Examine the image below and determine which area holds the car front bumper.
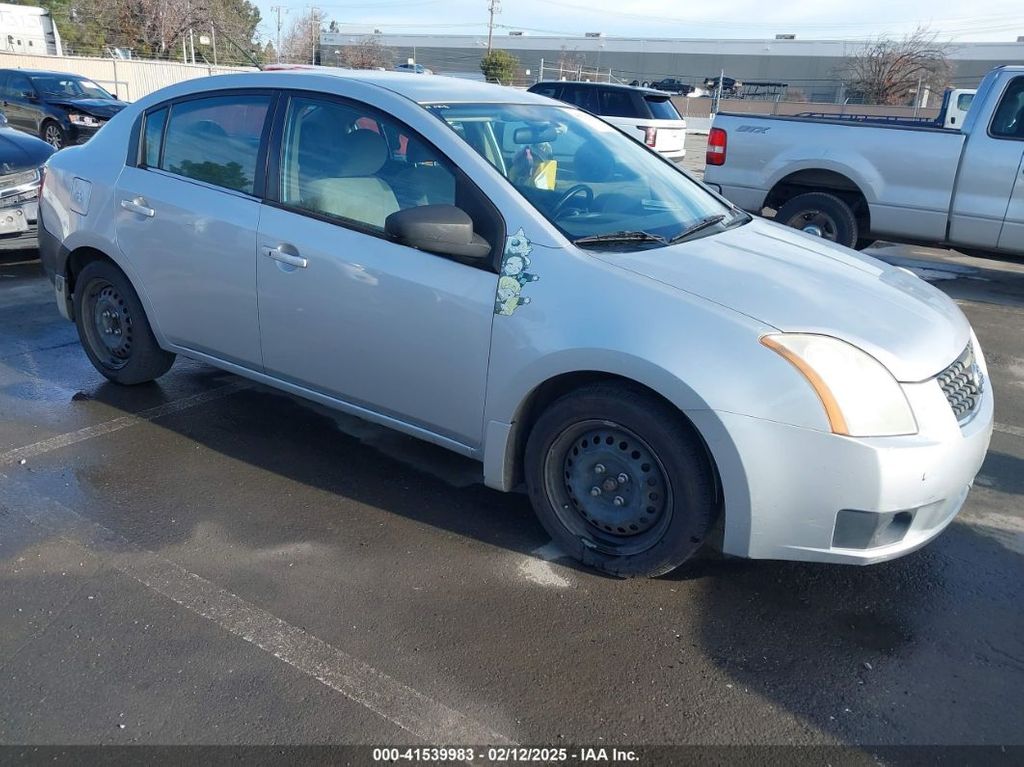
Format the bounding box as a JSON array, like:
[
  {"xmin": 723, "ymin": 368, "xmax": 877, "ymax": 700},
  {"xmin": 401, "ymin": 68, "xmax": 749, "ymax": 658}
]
[
  {"xmin": 70, "ymin": 122, "xmax": 104, "ymax": 145},
  {"xmin": 695, "ymin": 354, "xmax": 994, "ymax": 564}
]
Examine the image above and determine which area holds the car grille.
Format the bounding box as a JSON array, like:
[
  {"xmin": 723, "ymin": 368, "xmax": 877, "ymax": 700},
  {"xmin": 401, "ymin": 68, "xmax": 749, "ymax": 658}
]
[{"xmin": 937, "ymin": 343, "xmax": 983, "ymax": 423}]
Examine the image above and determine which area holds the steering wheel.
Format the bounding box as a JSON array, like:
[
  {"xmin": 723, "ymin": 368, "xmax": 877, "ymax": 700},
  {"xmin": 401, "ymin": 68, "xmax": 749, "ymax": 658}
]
[{"xmin": 552, "ymin": 184, "xmax": 594, "ymax": 218}]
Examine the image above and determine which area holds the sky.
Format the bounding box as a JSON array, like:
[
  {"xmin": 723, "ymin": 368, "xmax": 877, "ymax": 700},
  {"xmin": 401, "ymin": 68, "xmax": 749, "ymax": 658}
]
[{"xmin": 252, "ymin": 0, "xmax": 1024, "ymax": 45}]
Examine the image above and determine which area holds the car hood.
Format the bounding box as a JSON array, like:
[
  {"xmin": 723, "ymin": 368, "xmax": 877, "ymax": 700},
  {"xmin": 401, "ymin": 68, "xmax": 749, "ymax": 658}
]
[
  {"xmin": 0, "ymin": 128, "xmax": 51, "ymax": 171},
  {"xmin": 596, "ymin": 218, "xmax": 970, "ymax": 382},
  {"xmin": 47, "ymin": 98, "xmax": 127, "ymax": 118}
]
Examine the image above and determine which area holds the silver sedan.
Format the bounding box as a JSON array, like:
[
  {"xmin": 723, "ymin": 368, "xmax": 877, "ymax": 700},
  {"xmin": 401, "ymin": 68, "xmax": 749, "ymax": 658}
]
[{"xmin": 37, "ymin": 70, "xmax": 993, "ymax": 577}]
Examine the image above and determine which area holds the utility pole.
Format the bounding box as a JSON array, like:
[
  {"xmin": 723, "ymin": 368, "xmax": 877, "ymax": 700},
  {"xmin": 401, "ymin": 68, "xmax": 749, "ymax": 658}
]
[
  {"xmin": 486, "ymin": 0, "xmax": 500, "ymax": 53},
  {"xmin": 270, "ymin": 5, "xmax": 285, "ymax": 63},
  {"xmin": 308, "ymin": 5, "xmax": 320, "ymax": 65}
]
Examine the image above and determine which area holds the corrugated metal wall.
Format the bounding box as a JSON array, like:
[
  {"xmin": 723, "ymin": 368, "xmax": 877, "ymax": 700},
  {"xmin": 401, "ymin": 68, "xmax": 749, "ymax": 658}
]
[{"xmin": 0, "ymin": 51, "xmax": 254, "ymax": 101}]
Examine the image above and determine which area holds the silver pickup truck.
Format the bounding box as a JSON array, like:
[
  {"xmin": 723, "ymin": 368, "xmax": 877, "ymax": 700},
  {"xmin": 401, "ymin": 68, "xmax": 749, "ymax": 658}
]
[{"xmin": 704, "ymin": 65, "xmax": 1024, "ymax": 255}]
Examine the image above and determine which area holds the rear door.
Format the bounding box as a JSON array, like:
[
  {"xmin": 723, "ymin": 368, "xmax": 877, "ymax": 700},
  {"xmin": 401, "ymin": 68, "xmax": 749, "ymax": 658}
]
[
  {"xmin": 950, "ymin": 75, "xmax": 1024, "ymax": 250},
  {"xmin": 114, "ymin": 90, "xmax": 275, "ymax": 368}
]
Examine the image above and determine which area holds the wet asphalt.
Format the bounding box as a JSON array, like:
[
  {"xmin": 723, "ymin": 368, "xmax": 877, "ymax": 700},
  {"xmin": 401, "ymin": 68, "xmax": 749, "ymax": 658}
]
[{"xmin": 0, "ymin": 226, "xmax": 1022, "ymax": 750}]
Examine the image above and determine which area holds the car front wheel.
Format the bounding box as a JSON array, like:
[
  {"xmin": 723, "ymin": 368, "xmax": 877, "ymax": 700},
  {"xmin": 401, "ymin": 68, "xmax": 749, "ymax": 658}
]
[
  {"xmin": 525, "ymin": 382, "xmax": 717, "ymax": 578},
  {"xmin": 73, "ymin": 260, "xmax": 175, "ymax": 385},
  {"xmin": 41, "ymin": 120, "xmax": 67, "ymax": 150}
]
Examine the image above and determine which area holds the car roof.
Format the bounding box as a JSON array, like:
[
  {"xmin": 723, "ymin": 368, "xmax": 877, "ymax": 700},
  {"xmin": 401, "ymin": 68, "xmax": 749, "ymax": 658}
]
[
  {"xmin": 255, "ymin": 67, "xmax": 553, "ymax": 104},
  {"xmin": 530, "ymin": 80, "xmax": 672, "ymax": 97},
  {"xmin": 0, "ymin": 68, "xmax": 89, "ymax": 77}
]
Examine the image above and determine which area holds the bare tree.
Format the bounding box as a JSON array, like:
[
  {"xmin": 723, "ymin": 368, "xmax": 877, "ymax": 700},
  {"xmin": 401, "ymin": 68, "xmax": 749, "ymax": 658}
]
[
  {"xmin": 843, "ymin": 27, "xmax": 953, "ymax": 106},
  {"xmin": 340, "ymin": 36, "xmax": 393, "ymax": 70},
  {"xmin": 279, "ymin": 7, "xmax": 326, "ymax": 64}
]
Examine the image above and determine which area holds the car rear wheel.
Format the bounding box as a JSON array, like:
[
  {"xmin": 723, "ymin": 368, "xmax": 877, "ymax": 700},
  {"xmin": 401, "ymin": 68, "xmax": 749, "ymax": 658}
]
[
  {"xmin": 73, "ymin": 260, "xmax": 175, "ymax": 385},
  {"xmin": 776, "ymin": 191, "xmax": 859, "ymax": 249},
  {"xmin": 524, "ymin": 382, "xmax": 716, "ymax": 578},
  {"xmin": 41, "ymin": 120, "xmax": 67, "ymax": 150}
]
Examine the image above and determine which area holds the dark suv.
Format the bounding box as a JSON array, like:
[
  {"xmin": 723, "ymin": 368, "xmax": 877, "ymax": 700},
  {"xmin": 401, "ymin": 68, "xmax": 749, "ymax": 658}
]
[
  {"xmin": 528, "ymin": 81, "xmax": 687, "ymax": 160},
  {"xmin": 0, "ymin": 69, "xmax": 128, "ymax": 150},
  {"xmin": 645, "ymin": 78, "xmax": 694, "ymax": 96}
]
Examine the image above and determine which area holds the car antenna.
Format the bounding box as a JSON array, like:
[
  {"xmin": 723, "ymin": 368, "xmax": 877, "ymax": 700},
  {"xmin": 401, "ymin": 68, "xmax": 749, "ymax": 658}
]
[{"xmin": 205, "ymin": 21, "xmax": 266, "ymax": 71}]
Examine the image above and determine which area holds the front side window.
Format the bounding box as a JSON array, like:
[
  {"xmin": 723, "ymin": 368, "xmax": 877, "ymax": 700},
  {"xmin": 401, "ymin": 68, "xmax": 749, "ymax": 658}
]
[
  {"xmin": 160, "ymin": 94, "xmax": 271, "ymax": 195},
  {"xmin": 430, "ymin": 102, "xmax": 736, "ymax": 248},
  {"xmin": 7, "ymin": 74, "xmax": 31, "ymax": 97},
  {"xmin": 991, "ymin": 77, "xmax": 1024, "ymax": 139},
  {"xmin": 279, "ymin": 96, "xmax": 458, "ymax": 231}
]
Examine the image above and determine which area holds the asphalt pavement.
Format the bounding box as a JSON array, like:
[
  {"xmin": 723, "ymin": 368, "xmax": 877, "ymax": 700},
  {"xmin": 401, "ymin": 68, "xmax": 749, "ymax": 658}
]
[{"xmin": 1, "ymin": 221, "xmax": 1022, "ymax": 752}]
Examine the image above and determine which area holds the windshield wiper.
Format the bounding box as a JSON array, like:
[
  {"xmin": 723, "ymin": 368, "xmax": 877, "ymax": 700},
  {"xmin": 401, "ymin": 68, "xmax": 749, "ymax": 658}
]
[
  {"xmin": 573, "ymin": 230, "xmax": 667, "ymax": 246},
  {"xmin": 667, "ymin": 214, "xmax": 727, "ymax": 244}
]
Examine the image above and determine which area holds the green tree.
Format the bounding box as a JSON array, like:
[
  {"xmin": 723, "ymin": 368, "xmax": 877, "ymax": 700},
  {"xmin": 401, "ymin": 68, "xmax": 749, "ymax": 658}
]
[{"xmin": 480, "ymin": 50, "xmax": 518, "ymax": 85}]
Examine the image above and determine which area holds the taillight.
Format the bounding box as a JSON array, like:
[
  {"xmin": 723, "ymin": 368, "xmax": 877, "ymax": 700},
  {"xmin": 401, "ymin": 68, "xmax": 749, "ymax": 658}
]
[
  {"xmin": 639, "ymin": 126, "xmax": 657, "ymax": 147},
  {"xmin": 706, "ymin": 127, "xmax": 727, "ymax": 166}
]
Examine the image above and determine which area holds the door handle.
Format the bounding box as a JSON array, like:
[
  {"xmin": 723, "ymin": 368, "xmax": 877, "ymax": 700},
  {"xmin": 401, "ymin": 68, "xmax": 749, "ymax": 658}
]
[
  {"xmin": 263, "ymin": 245, "xmax": 307, "ymax": 269},
  {"xmin": 120, "ymin": 197, "xmax": 155, "ymax": 217}
]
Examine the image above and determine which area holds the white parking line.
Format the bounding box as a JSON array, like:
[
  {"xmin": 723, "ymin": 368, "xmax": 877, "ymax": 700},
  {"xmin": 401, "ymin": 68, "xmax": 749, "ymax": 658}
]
[
  {"xmin": 2, "ymin": 479, "xmax": 515, "ymax": 745},
  {"xmin": 0, "ymin": 381, "xmax": 252, "ymax": 466},
  {"xmin": 994, "ymin": 422, "xmax": 1024, "ymax": 439}
]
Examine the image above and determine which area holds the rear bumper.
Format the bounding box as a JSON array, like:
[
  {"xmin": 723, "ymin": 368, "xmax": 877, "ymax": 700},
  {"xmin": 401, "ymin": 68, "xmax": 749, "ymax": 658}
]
[
  {"xmin": 697, "ymin": 355, "xmax": 994, "ymax": 565},
  {"xmin": 660, "ymin": 147, "xmax": 686, "ymax": 160}
]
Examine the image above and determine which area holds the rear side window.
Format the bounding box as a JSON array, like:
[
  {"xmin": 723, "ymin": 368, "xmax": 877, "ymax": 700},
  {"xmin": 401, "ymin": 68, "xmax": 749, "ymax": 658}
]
[
  {"xmin": 561, "ymin": 85, "xmax": 598, "ymax": 113},
  {"xmin": 990, "ymin": 77, "xmax": 1024, "ymax": 139},
  {"xmin": 142, "ymin": 108, "xmax": 167, "ymax": 168},
  {"xmin": 956, "ymin": 92, "xmax": 974, "ymax": 112},
  {"xmin": 160, "ymin": 94, "xmax": 271, "ymax": 195},
  {"xmin": 645, "ymin": 96, "xmax": 681, "ymax": 120},
  {"xmin": 599, "ymin": 90, "xmax": 638, "ymax": 118}
]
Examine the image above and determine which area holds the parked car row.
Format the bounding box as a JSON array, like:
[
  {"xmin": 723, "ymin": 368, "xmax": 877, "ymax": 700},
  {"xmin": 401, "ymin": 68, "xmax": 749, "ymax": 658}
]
[{"xmin": 37, "ymin": 69, "xmax": 992, "ymax": 577}]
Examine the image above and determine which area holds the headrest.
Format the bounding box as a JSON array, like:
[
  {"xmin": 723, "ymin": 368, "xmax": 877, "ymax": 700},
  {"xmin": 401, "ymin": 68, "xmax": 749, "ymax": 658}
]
[
  {"xmin": 336, "ymin": 129, "xmax": 389, "ymax": 177},
  {"xmin": 406, "ymin": 138, "xmax": 437, "ymax": 166}
]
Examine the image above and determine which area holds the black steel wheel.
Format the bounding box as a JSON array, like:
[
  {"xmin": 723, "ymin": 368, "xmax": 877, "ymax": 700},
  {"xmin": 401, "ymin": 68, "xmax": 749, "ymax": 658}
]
[
  {"xmin": 775, "ymin": 191, "xmax": 859, "ymax": 249},
  {"xmin": 73, "ymin": 260, "xmax": 175, "ymax": 385},
  {"xmin": 525, "ymin": 382, "xmax": 717, "ymax": 577}
]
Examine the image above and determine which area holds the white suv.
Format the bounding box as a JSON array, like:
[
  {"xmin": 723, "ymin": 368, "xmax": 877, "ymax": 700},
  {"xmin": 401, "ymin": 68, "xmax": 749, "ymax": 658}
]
[{"xmin": 529, "ymin": 81, "xmax": 687, "ymax": 160}]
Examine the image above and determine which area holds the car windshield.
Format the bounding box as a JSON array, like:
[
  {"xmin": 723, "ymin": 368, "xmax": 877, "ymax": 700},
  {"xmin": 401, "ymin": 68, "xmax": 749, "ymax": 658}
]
[
  {"xmin": 428, "ymin": 102, "xmax": 737, "ymax": 248},
  {"xmin": 31, "ymin": 75, "xmax": 113, "ymax": 100}
]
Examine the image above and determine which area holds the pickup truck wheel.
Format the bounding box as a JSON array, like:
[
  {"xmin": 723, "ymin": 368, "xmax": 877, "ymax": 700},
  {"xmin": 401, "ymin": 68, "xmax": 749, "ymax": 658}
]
[
  {"xmin": 73, "ymin": 260, "xmax": 175, "ymax": 385},
  {"xmin": 524, "ymin": 382, "xmax": 716, "ymax": 578},
  {"xmin": 776, "ymin": 192, "xmax": 859, "ymax": 249}
]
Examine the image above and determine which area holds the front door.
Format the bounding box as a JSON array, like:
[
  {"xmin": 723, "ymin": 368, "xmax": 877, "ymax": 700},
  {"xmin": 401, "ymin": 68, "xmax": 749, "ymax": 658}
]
[
  {"xmin": 114, "ymin": 92, "xmax": 274, "ymax": 368},
  {"xmin": 994, "ymin": 77, "xmax": 1024, "ymax": 252},
  {"xmin": 256, "ymin": 94, "xmax": 501, "ymax": 447},
  {"xmin": 950, "ymin": 75, "xmax": 1024, "ymax": 250},
  {"xmin": 1, "ymin": 72, "xmax": 38, "ymax": 133}
]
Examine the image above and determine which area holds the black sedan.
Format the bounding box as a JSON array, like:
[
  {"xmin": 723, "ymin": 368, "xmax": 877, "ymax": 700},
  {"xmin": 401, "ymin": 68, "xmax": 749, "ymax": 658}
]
[
  {"xmin": 0, "ymin": 69, "xmax": 127, "ymax": 150},
  {"xmin": 0, "ymin": 111, "xmax": 54, "ymax": 248}
]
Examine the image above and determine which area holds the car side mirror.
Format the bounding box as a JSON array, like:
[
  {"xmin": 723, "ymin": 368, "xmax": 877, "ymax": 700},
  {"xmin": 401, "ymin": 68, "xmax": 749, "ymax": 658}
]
[{"xmin": 385, "ymin": 205, "xmax": 491, "ymax": 260}]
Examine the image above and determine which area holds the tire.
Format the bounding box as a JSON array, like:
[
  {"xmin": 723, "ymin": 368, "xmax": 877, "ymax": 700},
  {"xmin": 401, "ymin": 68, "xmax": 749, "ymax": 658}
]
[
  {"xmin": 775, "ymin": 191, "xmax": 859, "ymax": 249},
  {"xmin": 524, "ymin": 382, "xmax": 716, "ymax": 578},
  {"xmin": 73, "ymin": 260, "xmax": 175, "ymax": 385},
  {"xmin": 41, "ymin": 120, "xmax": 67, "ymax": 150},
  {"xmin": 641, "ymin": 81, "xmax": 650, "ymax": 88}
]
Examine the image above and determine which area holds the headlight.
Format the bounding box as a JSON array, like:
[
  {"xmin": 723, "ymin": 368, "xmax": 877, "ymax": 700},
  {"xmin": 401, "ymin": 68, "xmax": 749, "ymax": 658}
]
[
  {"xmin": 761, "ymin": 333, "xmax": 917, "ymax": 437},
  {"xmin": 68, "ymin": 113, "xmax": 101, "ymax": 127}
]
